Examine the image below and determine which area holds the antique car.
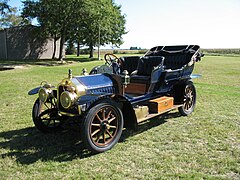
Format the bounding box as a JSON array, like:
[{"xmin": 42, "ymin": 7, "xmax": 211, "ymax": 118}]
[{"xmin": 28, "ymin": 45, "xmax": 203, "ymax": 153}]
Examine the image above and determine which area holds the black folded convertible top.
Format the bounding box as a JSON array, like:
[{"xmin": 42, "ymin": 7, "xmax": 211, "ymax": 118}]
[{"xmin": 145, "ymin": 45, "xmax": 200, "ymax": 56}]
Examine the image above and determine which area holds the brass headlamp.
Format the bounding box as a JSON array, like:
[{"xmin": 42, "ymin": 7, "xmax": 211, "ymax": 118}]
[{"xmin": 38, "ymin": 82, "xmax": 53, "ymax": 103}]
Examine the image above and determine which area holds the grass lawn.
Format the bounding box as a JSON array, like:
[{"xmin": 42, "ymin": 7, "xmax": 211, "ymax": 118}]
[{"xmin": 0, "ymin": 55, "xmax": 239, "ymax": 179}]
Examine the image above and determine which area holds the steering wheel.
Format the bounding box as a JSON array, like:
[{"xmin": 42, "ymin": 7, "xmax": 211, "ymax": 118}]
[
  {"xmin": 104, "ymin": 53, "xmax": 123, "ymax": 66},
  {"xmin": 104, "ymin": 53, "xmax": 123, "ymax": 74}
]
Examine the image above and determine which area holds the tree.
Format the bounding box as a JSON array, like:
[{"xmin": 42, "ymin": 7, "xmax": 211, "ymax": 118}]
[
  {"xmin": 22, "ymin": 0, "xmax": 127, "ymax": 59},
  {"xmin": 0, "ymin": 7, "xmax": 23, "ymax": 29},
  {"xmin": 79, "ymin": 0, "xmax": 126, "ymax": 58},
  {"xmin": 0, "ymin": 0, "xmax": 10, "ymax": 15},
  {"xmin": 22, "ymin": 0, "xmax": 86, "ymax": 60},
  {"xmin": 66, "ymin": 40, "xmax": 76, "ymax": 55}
]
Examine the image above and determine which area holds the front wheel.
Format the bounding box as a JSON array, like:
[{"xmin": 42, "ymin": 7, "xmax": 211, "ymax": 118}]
[
  {"xmin": 32, "ymin": 98, "xmax": 63, "ymax": 133},
  {"xmin": 81, "ymin": 101, "xmax": 123, "ymax": 153},
  {"xmin": 178, "ymin": 82, "xmax": 196, "ymax": 116}
]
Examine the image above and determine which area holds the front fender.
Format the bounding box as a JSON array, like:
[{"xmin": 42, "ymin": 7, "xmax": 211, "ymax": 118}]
[
  {"xmin": 28, "ymin": 87, "xmax": 41, "ymax": 95},
  {"xmin": 77, "ymin": 93, "xmax": 113, "ymax": 112},
  {"xmin": 77, "ymin": 94, "xmax": 137, "ymax": 129},
  {"xmin": 190, "ymin": 74, "xmax": 202, "ymax": 79},
  {"xmin": 113, "ymin": 95, "xmax": 137, "ymax": 129}
]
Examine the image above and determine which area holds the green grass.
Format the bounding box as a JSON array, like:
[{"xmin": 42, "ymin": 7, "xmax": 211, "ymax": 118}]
[
  {"xmin": 0, "ymin": 55, "xmax": 239, "ymax": 179},
  {"xmin": 202, "ymin": 49, "xmax": 240, "ymax": 57}
]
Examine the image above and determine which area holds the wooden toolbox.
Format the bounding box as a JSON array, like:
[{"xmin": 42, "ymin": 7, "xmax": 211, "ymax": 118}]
[{"xmin": 149, "ymin": 96, "xmax": 174, "ymax": 113}]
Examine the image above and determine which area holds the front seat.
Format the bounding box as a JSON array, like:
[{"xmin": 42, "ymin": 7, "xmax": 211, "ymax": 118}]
[{"xmin": 131, "ymin": 56, "xmax": 165, "ymax": 85}]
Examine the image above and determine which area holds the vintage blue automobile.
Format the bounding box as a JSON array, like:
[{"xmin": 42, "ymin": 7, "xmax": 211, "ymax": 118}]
[{"xmin": 28, "ymin": 45, "xmax": 203, "ymax": 153}]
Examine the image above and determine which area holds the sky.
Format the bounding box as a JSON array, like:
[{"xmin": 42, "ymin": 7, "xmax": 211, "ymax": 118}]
[{"xmin": 8, "ymin": 0, "xmax": 240, "ymax": 49}]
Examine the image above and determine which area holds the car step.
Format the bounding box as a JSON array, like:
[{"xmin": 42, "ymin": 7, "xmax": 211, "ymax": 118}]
[{"xmin": 134, "ymin": 96, "xmax": 182, "ymax": 123}]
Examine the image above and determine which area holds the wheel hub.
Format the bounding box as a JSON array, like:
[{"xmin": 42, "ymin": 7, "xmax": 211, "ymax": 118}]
[
  {"xmin": 186, "ymin": 95, "xmax": 191, "ymax": 102},
  {"xmin": 100, "ymin": 121, "xmax": 109, "ymax": 132}
]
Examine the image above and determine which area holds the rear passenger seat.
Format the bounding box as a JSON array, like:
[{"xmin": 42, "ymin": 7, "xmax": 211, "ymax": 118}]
[{"xmin": 145, "ymin": 50, "xmax": 194, "ymax": 70}]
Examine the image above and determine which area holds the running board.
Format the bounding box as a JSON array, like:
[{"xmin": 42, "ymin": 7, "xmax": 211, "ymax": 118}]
[{"xmin": 137, "ymin": 105, "xmax": 182, "ymax": 123}]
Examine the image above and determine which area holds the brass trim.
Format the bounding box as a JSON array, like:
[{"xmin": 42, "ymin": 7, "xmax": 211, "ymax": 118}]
[
  {"xmin": 71, "ymin": 78, "xmax": 87, "ymax": 96},
  {"xmin": 57, "ymin": 78, "xmax": 86, "ymax": 107},
  {"xmin": 38, "ymin": 87, "xmax": 52, "ymax": 103},
  {"xmin": 60, "ymin": 91, "xmax": 77, "ymax": 109},
  {"xmin": 59, "ymin": 111, "xmax": 79, "ymax": 117},
  {"xmin": 58, "ymin": 78, "xmax": 86, "ymax": 96},
  {"xmin": 78, "ymin": 105, "xmax": 82, "ymax": 115}
]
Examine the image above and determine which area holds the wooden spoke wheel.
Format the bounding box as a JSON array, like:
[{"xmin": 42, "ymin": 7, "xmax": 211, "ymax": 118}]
[
  {"xmin": 178, "ymin": 82, "xmax": 196, "ymax": 116},
  {"xmin": 32, "ymin": 98, "xmax": 63, "ymax": 133},
  {"xmin": 82, "ymin": 100, "xmax": 123, "ymax": 153}
]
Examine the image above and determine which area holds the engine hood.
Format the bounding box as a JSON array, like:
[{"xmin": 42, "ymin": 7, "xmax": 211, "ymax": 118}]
[{"xmin": 73, "ymin": 74, "xmax": 114, "ymax": 94}]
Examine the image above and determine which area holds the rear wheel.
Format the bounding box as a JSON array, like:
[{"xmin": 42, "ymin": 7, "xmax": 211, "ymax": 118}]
[
  {"xmin": 82, "ymin": 101, "xmax": 123, "ymax": 153},
  {"xmin": 178, "ymin": 82, "xmax": 196, "ymax": 116},
  {"xmin": 32, "ymin": 98, "xmax": 63, "ymax": 133}
]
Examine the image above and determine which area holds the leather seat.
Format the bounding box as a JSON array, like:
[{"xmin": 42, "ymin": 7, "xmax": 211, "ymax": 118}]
[
  {"xmin": 146, "ymin": 50, "xmax": 193, "ymax": 70},
  {"xmin": 120, "ymin": 56, "xmax": 140, "ymax": 74},
  {"xmin": 163, "ymin": 54, "xmax": 191, "ymax": 69},
  {"xmin": 131, "ymin": 56, "xmax": 164, "ymax": 84}
]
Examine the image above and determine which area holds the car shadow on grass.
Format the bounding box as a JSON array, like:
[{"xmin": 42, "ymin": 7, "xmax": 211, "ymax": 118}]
[
  {"xmin": 0, "ymin": 57, "xmax": 99, "ymax": 67},
  {"xmin": 0, "ymin": 126, "xmax": 92, "ymax": 165},
  {"xmin": 120, "ymin": 112, "xmax": 181, "ymax": 142},
  {"xmin": 0, "ymin": 112, "xmax": 181, "ymax": 165}
]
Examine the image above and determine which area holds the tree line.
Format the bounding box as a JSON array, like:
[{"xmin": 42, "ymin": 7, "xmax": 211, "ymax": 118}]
[{"xmin": 0, "ymin": 0, "xmax": 127, "ymax": 60}]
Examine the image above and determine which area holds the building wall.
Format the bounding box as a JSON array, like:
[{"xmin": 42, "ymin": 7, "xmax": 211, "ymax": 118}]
[
  {"xmin": 0, "ymin": 25, "xmax": 65, "ymax": 60},
  {"xmin": 39, "ymin": 38, "xmax": 63, "ymax": 59},
  {"xmin": 0, "ymin": 30, "xmax": 7, "ymax": 59}
]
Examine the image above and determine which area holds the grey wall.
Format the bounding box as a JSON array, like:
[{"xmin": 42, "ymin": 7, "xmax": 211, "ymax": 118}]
[
  {"xmin": 0, "ymin": 25, "xmax": 65, "ymax": 60},
  {"xmin": 0, "ymin": 30, "xmax": 7, "ymax": 59}
]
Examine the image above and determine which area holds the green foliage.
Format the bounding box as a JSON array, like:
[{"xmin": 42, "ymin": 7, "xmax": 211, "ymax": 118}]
[
  {"xmin": 113, "ymin": 49, "xmax": 119, "ymax": 54},
  {"xmin": 108, "ymin": 49, "xmax": 148, "ymax": 54},
  {"xmin": 0, "ymin": 54, "xmax": 239, "ymax": 179},
  {"xmin": 66, "ymin": 41, "xmax": 76, "ymax": 55},
  {"xmin": 22, "ymin": 0, "xmax": 85, "ymax": 60},
  {"xmin": 22, "ymin": 0, "xmax": 126, "ymax": 59},
  {"xmin": 130, "ymin": 46, "xmax": 142, "ymax": 50},
  {"xmin": 0, "ymin": 0, "xmax": 9, "ymax": 15},
  {"xmin": 79, "ymin": 48, "xmax": 91, "ymax": 55},
  {"xmin": 202, "ymin": 48, "xmax": 240, "ymax": 56},
  {"xmin": 138, "ymin": 49, "xmax": 148, "ymax": 54},
  {"xmin": 0, "ymin": 7, "xmax": 25, "ymax": 29},
  {"xmin": 75, "ymin": 0, "xmax": 127, "ymax": 57}
]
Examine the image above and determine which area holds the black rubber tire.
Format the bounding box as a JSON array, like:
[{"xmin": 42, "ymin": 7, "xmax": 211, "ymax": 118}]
[
  {"xmin": 32, "ymin": 98, "xmax": 63, "ymax": 133},
  {"xmin": 81, "ymin": 100, "xmax": 123, "ymax": 153},
  {"xmin": 178, "ymin": 82, "xmax": 196, "ymax": 116}
]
